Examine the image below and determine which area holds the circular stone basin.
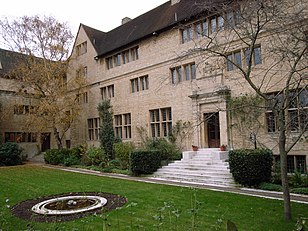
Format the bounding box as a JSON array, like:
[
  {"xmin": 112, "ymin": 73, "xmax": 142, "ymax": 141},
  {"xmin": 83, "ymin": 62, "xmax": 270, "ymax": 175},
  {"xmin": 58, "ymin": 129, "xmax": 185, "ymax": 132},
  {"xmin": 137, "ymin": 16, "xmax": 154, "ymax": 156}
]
[{"xmin": 31, "ymin": 196, "xmax": 107, "ymax": 215}]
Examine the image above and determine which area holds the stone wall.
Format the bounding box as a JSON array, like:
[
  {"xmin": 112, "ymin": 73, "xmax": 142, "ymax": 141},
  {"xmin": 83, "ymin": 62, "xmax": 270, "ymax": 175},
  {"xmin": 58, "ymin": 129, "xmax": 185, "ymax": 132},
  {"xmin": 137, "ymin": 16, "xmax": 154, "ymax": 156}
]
[{"xmin": 67, "ymin": 15, "xmax": 307, "ymax": 170}]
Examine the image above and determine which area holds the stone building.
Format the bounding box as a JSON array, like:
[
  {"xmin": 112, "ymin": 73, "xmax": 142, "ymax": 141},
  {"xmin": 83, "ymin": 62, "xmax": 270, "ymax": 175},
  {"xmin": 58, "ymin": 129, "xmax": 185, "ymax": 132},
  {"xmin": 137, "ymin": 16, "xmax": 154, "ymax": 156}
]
[
  {"xmin": 0, "ymin": 49, "xmax": 54, "ymax": 158},
  {"xmin": 68, "ymin": 0, "xmax": 307, "ymax": 172},
  {"xmin": 0, "ymin": 0, "xmax": 307, "ymax": 172}
]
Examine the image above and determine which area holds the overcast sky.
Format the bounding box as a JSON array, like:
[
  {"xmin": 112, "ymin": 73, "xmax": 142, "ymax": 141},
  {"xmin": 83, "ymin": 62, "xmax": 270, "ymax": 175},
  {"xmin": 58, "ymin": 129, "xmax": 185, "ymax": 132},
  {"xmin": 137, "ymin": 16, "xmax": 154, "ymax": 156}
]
[{"xmin": 0, "ymin": 0, "xmax": 168, "ymax": 35}]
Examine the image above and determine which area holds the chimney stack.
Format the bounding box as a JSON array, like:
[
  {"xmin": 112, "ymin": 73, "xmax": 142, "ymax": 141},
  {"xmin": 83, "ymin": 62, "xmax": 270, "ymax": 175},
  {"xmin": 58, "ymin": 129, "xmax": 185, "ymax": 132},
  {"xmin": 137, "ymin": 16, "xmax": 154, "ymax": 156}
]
[
  {"xmin": 122, "ymin": 17, "xmax": 132, "ymax": 25},
  {"xmin": 171, "ymin": 0, "xmax": 180, "ymax": 5}
]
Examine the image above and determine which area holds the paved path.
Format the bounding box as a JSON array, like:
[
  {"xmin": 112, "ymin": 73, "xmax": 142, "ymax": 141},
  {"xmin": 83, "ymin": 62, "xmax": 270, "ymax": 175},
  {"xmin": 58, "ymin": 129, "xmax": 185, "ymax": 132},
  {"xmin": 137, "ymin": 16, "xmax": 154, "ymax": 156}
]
[{"xmin": 27, "ymin": 163, "xmax": 308, "ymax": 205}]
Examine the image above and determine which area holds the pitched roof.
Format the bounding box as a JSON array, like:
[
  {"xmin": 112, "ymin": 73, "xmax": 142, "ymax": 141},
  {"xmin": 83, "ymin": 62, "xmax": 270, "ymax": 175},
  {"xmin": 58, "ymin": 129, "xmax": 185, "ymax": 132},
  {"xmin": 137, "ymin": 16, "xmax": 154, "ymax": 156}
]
[
  {"xmin": 0, "ymin": 48, "xmax": 27, "ymax": 78},
  {"xmin": 82, "ymin": 24, "xmax": 107, "ymax": 52},
  {"xmin": 82, "ymin": 0, "xmax": 209, "ymax": 58}
]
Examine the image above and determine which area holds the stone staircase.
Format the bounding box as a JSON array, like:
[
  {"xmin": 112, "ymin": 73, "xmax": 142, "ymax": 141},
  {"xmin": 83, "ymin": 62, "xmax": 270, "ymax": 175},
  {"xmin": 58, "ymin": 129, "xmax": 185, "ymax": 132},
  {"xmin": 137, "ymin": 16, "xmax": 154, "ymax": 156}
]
[{"xmin": 150, "ymin": 148, "xmax": 237, "ymax": 187}]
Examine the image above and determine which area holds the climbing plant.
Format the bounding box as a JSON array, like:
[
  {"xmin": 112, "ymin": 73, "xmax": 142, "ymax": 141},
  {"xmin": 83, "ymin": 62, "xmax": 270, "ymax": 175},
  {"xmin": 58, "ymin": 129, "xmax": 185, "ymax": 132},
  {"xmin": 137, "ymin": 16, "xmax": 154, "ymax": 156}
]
[
  {"xmin": 228, "ymin": 94, "xmax": 263, "ymax": 147},
  {"xmin": 169, "ymin": 120, "xmax": 194, "ymax": 150}
]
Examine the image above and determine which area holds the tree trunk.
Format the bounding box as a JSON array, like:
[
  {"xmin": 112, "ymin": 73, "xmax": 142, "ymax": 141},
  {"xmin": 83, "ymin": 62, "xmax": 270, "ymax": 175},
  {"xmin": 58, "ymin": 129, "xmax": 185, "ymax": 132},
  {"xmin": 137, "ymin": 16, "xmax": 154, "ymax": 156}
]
[
  {"xmin": 53, "ymin": 127, "xmax": 63, "ymax": 150},
  {"xmin": 278, "ymin": 111, "xmax": 292, "ymax": 220}
]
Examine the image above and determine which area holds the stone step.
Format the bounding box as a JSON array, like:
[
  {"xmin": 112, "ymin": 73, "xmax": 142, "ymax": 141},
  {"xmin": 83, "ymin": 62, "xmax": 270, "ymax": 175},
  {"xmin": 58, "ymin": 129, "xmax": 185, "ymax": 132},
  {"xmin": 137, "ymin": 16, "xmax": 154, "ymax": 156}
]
[
  {"xmin": 151, "ymin": 149, "xmax": 235, "ymax": 188},
  {"xmin": 160, "ymin": 163, "xmax": 230, "ymax": 170},
  {"xmin": 196, "ymin": 148, "xmax": 220, "ymax": 152},
  {"xmin": 166, "ymin": 167, "xmax": 230, "ymax": 173},
  {"xmin": 166, "ymin": 165, "xmax": 229, "ymax": 171},
  {"xmin": 154, "ymin": 172, "xmax": 233, "ymax": 180},
  {"xmin": 155, "ymin": 168, "xmax": 232, "ymax": 176},
  {"xmin": 189, "ymin": 155, "xmax": 214, "ymax": 159},
  {"xmin": 183, "ymin": 160, "xmax": 229, "ymax": 165},
  {"xmin": 150, "ymin": 176, "xmax": 237, "ymax": 187},
  {"xmin": 193, "ymin": 153, "xmax": 228, "ymax": 158}
]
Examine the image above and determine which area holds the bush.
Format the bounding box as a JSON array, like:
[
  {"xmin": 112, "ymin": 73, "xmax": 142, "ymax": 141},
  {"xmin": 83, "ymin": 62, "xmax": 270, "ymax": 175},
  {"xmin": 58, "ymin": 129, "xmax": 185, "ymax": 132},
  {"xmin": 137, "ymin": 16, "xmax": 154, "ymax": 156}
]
[
  {"xmin": 144, "ymin": 138, "xmax": 181, "ymax": 161},
  {"xmin": 130, "ymin": 150, "xmax": 161, "ymax": 176},
  {"xmin": 271, "ymin": 161, "xmax": 281, "ymax": 185},
  {"xmin": 259, "ymin": 182, "xmax": 282, "ymax": 192},
  {"xmin": 44, "ymin": 149, "xmax": 62, "ymax": 165},
  {"xmin": 229, "ymin": 148, "xmax": 273, "ymax": 186},
  {"xmin": 81, "ymin": 146, "xmax": 107, "ymax": 167},
  {"xmin": 108, "ymin": 159, "xmax": 121, "ymax": 168},
  {"xmin": 290, "ymin": 170, "xmax": 308, "ymax": 188},
  {"xmin": 0, "ymin": 142, "xmax": 23, "ymax": 166},
  {"xmin": 290, "ymin": 188, "xmax": 308, "ymax": 195},
  {"xmin": 44, "ymin": 148, "xmax": 82, "ymax": 166},
  {"xmin": 114, "ymin": 142, "xmax": 135, "ymax": 169},
  {"xmin": 62, "ymin": 148, "xmax": 81, "ymax": 166}
]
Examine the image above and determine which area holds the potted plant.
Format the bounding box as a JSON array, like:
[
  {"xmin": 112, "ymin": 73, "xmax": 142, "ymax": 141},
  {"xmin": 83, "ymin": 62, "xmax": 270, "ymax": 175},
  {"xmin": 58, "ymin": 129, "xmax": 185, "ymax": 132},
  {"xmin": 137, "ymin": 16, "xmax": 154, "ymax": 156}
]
[
  {"xmin": 220, "ymin": 144, "xmax": 227, "ymax": 151},
  {"xmin": 192, "ymin": 145, "xmax": 198, "ymax": 151}
]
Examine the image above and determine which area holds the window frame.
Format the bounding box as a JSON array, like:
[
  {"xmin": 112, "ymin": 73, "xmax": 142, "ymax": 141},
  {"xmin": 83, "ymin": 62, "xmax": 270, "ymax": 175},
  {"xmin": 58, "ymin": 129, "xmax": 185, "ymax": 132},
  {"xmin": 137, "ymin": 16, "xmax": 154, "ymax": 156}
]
[
  {"xmin": 76, "ymin": 41, "xmax": 87, "ymax": 56},
  {"xmin": 131, "ymin": 75, "xmax": 148, "ymax": 93},
  {"xmin": 4, "ymin": 132, "xmax": 37, "ymax": 143},
  {"xmin": 76, "ymin": 92, "xmax": 88, "ymax": 104},
  {"xmin": 181, "ymin": 25, "xmax": 193, "ymax": 43},
  {"xmin": 244, "ymin": 46, "xmax": 262, "ymax": 67},
  {"xmin": 172, "ymin": 63, "xmax": 196, "ymax": 84},
  {"xmin": 101, "ymin": 84, "xmax": 115, "ymax": 100},
  {"xmin": 88, "ymin": 118, "xmax": 100, "ymax": 141},
  {"xmin": 106, "ymin": 46, "xmax": 139, "ymax": 70},
  {"xmin": 114, "ymin": 113, "xmax": 132, "ymax": 140},
  {"xmin": 150, "ymin": 108, "xmax": 172, "ymax": 138},
  {"xmin": 226, "ymin": 50, "xmax": 242, "ymax": 71},
  {"xmin": 265, "ymin": 90, "xmax": 308, "ymax": 133}
]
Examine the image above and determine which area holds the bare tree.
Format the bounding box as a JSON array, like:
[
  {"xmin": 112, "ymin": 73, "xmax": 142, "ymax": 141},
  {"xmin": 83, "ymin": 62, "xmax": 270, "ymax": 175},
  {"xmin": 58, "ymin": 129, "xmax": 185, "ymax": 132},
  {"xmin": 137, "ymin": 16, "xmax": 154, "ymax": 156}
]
[
  {"xmin": 183, "ymin": 0, "xmax": 307, "ymax": 220},
  {"xmin": 0, "ymin": 15, "xmax": 86, "ymax": 149}
]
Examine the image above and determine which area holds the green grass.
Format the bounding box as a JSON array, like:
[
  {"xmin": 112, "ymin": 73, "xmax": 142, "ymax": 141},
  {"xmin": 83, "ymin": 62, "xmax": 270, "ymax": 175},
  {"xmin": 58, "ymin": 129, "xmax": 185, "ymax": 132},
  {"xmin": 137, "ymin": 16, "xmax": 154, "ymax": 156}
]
[{"xmin": 0, "ymin": 165, "xmax": 307, "ymax": 231}]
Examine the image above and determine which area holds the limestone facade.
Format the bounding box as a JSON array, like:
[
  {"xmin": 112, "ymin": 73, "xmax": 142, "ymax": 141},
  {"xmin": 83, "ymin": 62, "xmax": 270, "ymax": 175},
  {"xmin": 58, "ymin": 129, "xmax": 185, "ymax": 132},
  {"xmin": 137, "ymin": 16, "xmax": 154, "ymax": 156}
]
[
  {"xmin": 0, "ymin": 76, "xmax": 56, "ymax": 158},
  {"xmin": 0, "ymin": 0, "xmax": 306, "ymax": 172},
  {"xmin": 67, "ymin": 0, "xmax": 307, "ymax": 174}
]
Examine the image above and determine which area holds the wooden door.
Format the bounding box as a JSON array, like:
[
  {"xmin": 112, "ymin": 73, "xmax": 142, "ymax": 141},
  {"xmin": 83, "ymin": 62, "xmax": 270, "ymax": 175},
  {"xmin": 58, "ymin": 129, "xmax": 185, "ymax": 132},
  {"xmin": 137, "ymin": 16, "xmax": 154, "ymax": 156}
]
[
  {"xmin": 41, "ymin": 133, "xmax": 51, "ymax": 152},
  {"xmin": 205, "ymin": 113, "xmax": 220, "ymax": 148}
]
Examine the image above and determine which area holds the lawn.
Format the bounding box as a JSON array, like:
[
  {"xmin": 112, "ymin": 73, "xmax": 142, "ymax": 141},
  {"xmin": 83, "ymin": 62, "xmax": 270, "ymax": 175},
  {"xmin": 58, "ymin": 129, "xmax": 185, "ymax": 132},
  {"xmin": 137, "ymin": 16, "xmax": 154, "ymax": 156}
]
[{"xmin": 0, "ymin": 165, "xmax": 307, "ymax": 231}]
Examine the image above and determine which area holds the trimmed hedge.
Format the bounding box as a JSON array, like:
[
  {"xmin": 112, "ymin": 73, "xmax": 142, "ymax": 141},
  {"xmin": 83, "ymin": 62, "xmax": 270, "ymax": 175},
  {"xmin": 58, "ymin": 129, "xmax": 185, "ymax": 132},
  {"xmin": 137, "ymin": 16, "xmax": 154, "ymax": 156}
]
[
  {"xmin": 229, "ymin": 148, "xmax": 273, "ymax": 186},
  {"xmin": 0, "ymin": 142, "xmax": 23, "ymax": 166},
  {"xmin": 130, "ymin": 150, "xmax": 161, "ymax": 176}
]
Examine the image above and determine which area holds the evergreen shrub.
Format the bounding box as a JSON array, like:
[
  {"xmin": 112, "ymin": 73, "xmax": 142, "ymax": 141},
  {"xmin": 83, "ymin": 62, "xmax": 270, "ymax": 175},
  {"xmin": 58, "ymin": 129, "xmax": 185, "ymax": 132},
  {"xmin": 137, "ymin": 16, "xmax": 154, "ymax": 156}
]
[
  {"xmin": 44, "ymin": 148, "xmax": 81, "ymax": 166},
  {"xmin": 0, "ymin": 142, "xmax": 23, "ymax": 166},
  {"xmin": 98, "ymin": 100, "xmax": 115, "ymax": 160},
  {"xmin": 44, "ymin": 149, "xmax": 62, "ymax": 165},
  {"xmin": 130, "ymin": 150, "xmax": 161, "ymax": 176},
  {"xmin": 62, "ymin": 148, "xmax": 81, "ymax": 166},
  {"xmin": 229, "ymin": 148, "xmax": 273, "ymax": 186}
]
